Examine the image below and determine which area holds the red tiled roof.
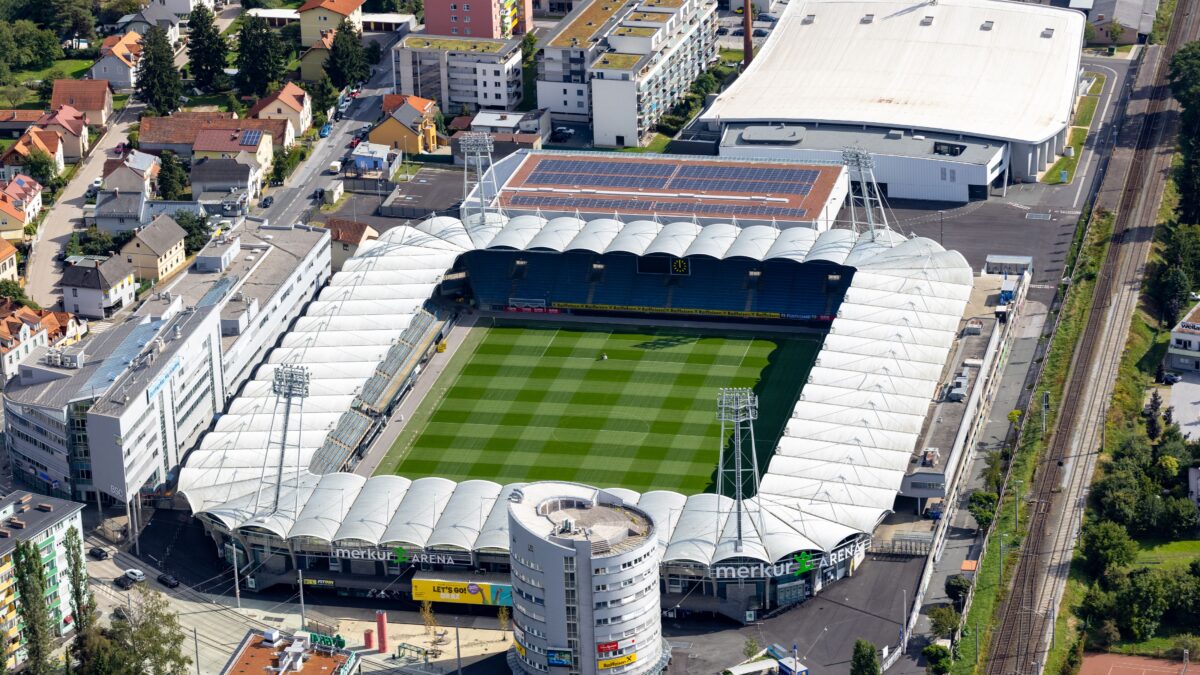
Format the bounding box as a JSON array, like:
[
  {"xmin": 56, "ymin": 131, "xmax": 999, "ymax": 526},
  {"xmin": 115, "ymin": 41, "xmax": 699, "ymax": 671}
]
[
  {"xmin": 0, "ymin": 110, "xmax": 45, "ymax": 125},
  {"xmin": 324, "ymin": 219, "xmax": 378, "ymax": 244},
  {"xmin": 248, "ymin": 82, "xmax": 309, "ymax": 118},
  {"xmin": 193, "ymin": 128, "xmax": 264, "ymax": 153},
  {"xmin": 0, "ymin": 175, "xmax": 43, "ymax": 203},
  {"xmin": 297, "ymin": 0, "xmax": 364, "ymax": 16},
  {"xmin": 140, "ymin": 112, "xmax": 237, "ymax": 145},
  {"xmin": 36, "ymin": 105, "xmax": 88, "ymax": 138},
  {"xmin": 0, "ymin": 239, "xmax": 16, "ymax": 262},
  {"xmin": 99, "ymin": 32, "xmax": 143, "ymax": 68},
  {"xmin": 50, "ymin": 80, "xmax": 111, "ymax": 112},
  {"xmin": 1, "ymin": 129, "xmax": 61, "ymax": 166},
  {"xmin": 202, "ymin": 118, "xmax": 287, "ymax": 144},
  {"xmin": 383, "ymin": 94, "xmax": 434, "ymax": 116}
]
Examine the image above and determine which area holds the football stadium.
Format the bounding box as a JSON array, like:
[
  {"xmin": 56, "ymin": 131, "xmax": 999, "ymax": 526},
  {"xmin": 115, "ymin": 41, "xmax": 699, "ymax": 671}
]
[{"xmin": 178, "ymin": 151, "xmax": 976, "ymax": 625}]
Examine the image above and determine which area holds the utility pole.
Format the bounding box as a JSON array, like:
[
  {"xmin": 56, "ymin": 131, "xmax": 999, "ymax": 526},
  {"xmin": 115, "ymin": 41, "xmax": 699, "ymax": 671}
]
[
  {"xmin": 298, "ymin": 570, "xmax": 307, "ymax": 630},
  {"xmin": 233, "ymin": 550, "xmax": 241, "ymax": 609},
  {"xmin": 938, "ymin": 210, "xmax": 944, "ymax": 245},
  {"xmin": 194, "ymin": 627, "xmax": 201, "ymax": 675},
  {"xmin": 900, "ymin": 588, "xmax": 906, "ymax": 647},
  {"xmin": 456, "ymin": 618, "xmax": 463, "ymax": 675}
]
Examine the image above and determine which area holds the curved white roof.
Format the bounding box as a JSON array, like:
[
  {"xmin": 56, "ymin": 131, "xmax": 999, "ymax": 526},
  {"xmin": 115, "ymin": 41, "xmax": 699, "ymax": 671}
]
[
  {"xmin": 179, "ymin": 214, "xmax": 972, "ymax": 566},
  {"xmin": 704, "ymin": 0, "xmax": 1084, "ymax": 145}
]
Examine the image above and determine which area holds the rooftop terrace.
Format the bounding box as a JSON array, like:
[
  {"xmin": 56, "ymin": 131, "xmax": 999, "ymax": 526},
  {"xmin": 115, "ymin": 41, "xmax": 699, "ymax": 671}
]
[
  {"xmin": 402, "ymin": 34, "xmax": 508, "ymax": 53},
  {"xmin": 593, "ymin": 52, "xmax": 643, "ymax": 69},
  {"xmin": 550, "ymin": 0, "xmax": 630, "ymax": 47}
]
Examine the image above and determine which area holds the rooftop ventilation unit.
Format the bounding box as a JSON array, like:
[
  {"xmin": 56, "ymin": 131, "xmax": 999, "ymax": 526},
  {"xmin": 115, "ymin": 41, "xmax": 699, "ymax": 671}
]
[
  {"xmin": 1042, "ymin": 27, "xmax": 1054, "ymax": 37},
  {"xmin": 861, "ymin": 13, "xmax": 874, "ymax": 23},
  {"xmin": 802, "ymin": 13, "xmax": 815, "ymax": 23},
  {"xmin": 920, "ymin": 15, "xmax": 933, "ymax": 25},
  {"xmin": 981, "ymin": 20, "xmax": 994, "ymax": 30}
]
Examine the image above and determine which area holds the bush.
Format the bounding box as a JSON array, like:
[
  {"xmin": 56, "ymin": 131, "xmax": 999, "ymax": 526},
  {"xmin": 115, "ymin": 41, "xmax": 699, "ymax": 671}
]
[
  {"xmin": 927, "ymin": 605, "xmax": 960, "ymax": 639},
  {"xmin": 967, "ymin": 490, "xmax": 998, "ymax": 530},
  {"xmin": 944, "ymin": 574, "xmax": 972, "ymax": 603},
  {"xmin": 922, "ymin": 644, "xmax": 951, "ymax": 675}
]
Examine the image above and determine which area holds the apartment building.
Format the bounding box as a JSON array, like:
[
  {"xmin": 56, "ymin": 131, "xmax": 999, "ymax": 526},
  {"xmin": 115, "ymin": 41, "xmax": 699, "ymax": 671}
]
[
  {"xmin": 425, "ymin": 0, "xmax": 533, "ymax": 39},
  {"xmin": 537, "ymin": 0, "xmax": 717, "ymax": 147},
  {"xmin": 3, "ymin": 221, "xmax": 331, "ymax": 513},
  {"xmin": 394, "ymin": 35, "xmax": 524, "ymax": 113},
  {"xmin": 0, "ymin": 492, "xmax": 85, "ymax": 671}
]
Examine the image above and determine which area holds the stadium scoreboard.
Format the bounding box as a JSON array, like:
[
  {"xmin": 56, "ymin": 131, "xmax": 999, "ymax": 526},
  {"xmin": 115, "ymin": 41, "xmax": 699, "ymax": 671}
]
[{"xmin": 637, "ymin": 256, "xmax": 691, "ymax": 276}]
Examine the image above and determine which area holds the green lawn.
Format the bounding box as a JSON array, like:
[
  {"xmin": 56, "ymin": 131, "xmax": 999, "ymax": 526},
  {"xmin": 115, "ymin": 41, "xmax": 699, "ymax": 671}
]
[
  {"xmin": 13, "ymin": 59, "xmax": 92, "ymax": 83},
  {"xmin": 1075, "ymin": 96, "xmax": 1099, "ymax": 127},
  {"xmin": 378, "ymin": 322, "xmax": 818, "ymax": 492},
  {"xmin": 113, "ymin": 94, "xmax": 130, "ymax": 111},
  {"xmin": 619, "ymin": 133, "xmax": 672, "ymax": 153},
  {"xmin": 1134, "ymin": 538, "xmax": 1200, "ymax": 570},
  {"xmin": 1086, "ymin": 71, "xmax": 1108, "ymax": 96},
  {"xmin": 1043, "ymin": 127, "xmax": 1089, "ymax": 184}
]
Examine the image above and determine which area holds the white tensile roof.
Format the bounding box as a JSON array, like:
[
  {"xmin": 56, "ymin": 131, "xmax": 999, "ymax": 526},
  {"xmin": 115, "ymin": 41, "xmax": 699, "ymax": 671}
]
[
  {"xmin": 703, "ymin": 0, "xmax": 1084, "ymax": 145},
  {"xmin": 179, "ymin": 214, "xmax": 972, "ymax": 566}
]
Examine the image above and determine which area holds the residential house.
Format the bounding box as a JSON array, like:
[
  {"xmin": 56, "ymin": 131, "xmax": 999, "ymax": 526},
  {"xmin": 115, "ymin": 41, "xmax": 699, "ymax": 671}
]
[
  {"xmin": 0, "ymin": 300, "xmax": 86, "ymax": 380},
  {"xmin": 193, "ymin": 128, "xmax": 274, "ymax": 175},
  {"xmin": 0, "ymin": 239, "xmax": 16, "ymax": 281},
  {"xmin": 190, "ymin": 157, "xmax": 258, "ymax": 202},
  {"xmin": 0, "ymin": 110, "xmax": 43, "ymax": 139},
  {"xmin": 120, "ymin": 215, "xmax": 187, "ymax": 281},
  {"xmin": 1085, "ymin": 0, "xmax": 1159, "ymax": 43},
  {"xmin": 102, "ymin": 150, "xmax": 160, "ymax": 195},
  {"xmin": 471, "ymin": 108, "xmax": 550, "ymax": 140},
  {"xmin": 323, "ymin": 218, "xmax": 378, "ymax": 272},
  {"xmin": 206, "ymin": 117, "xmax": 294, "ymax": 150},
  {"xmin": 90, "ymin": 32, "xmax": 143, "ymax": 90},
  {"xmin": 161, "ymin": 0, "xmax": 215, "ymax": 23},
  {"xmin": 94, "ymin": 190, "xmax": 148, "ymax": 233},
  {"xmin": 0, "ymin": 175, "xmax": 44, "ymax": 226},
  {"xmin": 0, "ymin": 129, "xmax": 64, "ymax": 181},
  {"xmin": 300, "ymin": 30, "xmax": 337, "ymax": 83},
  {"xmin": 117, "ymin": 0, "xmax": 182, "ymax": 44},
  {"xmin": 248, "ymin": 82, "xmax": 313, "ymax": 138},
  {"xmin": 425, "ymin": 0, "xmax": 532, "ymax": 39},
  {"xmin": 34, "ymin": 106, "xmax": 90, "ymax": 161},
  {"xmin": 51, "ymin": 80, "xmax": 113, "ymax": 128},
  {"xmin": 350, "ymin": 141, "xmax": 389, "ymax": 172},
  {"xmin": 139, "ymin": 112, "xmax": 237, "ymax": 158},
  {"xmin": 368, "ymin": 95, "xmax": 441, "ymax": 154},
  {"xmin": 298, "ymin": 0, "xmax": 364, "ymax": 47},
  {"xmin": 60, "ymin": 256, "xmax": 137, "ymax": 318}
]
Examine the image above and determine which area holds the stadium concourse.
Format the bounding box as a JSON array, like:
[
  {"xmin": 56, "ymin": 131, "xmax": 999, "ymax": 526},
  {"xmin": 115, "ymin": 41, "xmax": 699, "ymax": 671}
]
[{"xmin": 178, "ymin": 198, "xmax": 972, "ymax": 622}]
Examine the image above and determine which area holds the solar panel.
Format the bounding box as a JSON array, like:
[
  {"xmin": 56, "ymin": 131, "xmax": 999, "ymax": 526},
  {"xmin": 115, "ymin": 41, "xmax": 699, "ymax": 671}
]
[
  {"xmin": 526, "ymin": 171, "xmax": 664, "ymax": 189},
  {"xmin": 534, "ymin": 158, "xmax": 676, "ymax": 177},
  {"xmin": 508, "ymin": 195, "xmax": 808, "ymax": 219},
  {"xmin": 240, "ymin": 129, "xmax": 263, "ymax": 146}
]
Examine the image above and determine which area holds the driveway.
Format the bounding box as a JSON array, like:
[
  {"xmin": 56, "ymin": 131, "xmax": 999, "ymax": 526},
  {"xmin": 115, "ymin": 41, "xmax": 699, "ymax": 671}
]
[
  {"xmin": 24, "ymin": 106, "xmax": 140, "ymax": 308},
  {"xmin": 1165, "ymin": 372, "xmax": 1200, "ymax": 438}
]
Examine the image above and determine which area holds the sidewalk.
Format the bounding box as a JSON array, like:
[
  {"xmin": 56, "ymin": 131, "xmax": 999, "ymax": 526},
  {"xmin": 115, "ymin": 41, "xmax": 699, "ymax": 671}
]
[{"xmin": 890, "ymin": 295, "xmax": 1050, "ymax": 673}]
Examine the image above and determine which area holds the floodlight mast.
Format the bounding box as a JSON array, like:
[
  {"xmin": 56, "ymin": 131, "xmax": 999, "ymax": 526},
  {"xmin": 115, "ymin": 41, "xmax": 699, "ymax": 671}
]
[
  {"xmin": 841, "ymin": 147, "xmax": 889, "ymax": 239},
  {"xmin": 268, "ymin": 364, "xmax": 310, "ymax": 510},
  {"xmin": 717, "ymin": 388, "xmax": 762, "ymax": 553},
  {"xmin": 462, "ymin": 132, "xmax": 499, "ymax": 223}
]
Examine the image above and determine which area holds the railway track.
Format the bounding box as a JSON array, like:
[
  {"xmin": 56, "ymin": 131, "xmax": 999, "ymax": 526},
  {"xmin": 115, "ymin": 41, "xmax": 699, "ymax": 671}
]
[{"xmin": 983, "ymin": 6, "xmax": 1200, "ymax": 674}]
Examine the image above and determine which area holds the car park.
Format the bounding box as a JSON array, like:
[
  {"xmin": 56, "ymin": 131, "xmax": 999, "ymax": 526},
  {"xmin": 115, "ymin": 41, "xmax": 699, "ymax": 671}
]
[
  {"xmin": 87, "ymin": 547, "xmax": 108, "ymax": 560},
  {"xmin": 157, "ymin": 573, "xmax": 180, "ymax": 588}
]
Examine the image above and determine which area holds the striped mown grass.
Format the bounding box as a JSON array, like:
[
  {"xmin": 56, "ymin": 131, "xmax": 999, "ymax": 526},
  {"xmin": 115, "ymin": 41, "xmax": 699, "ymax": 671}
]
[{"xmin": 380, "ymin": 322, "xmax": 818, "ymax": 493}]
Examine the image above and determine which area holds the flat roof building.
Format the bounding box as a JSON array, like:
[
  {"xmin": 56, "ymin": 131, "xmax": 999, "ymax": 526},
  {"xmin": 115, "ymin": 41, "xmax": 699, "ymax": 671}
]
[
  {"xmin": 393, "ymin": 35, "xmax": 524, "ymax": 114},
  {"xmin": 702, "ymin": 0, "xmax": 1086, "ymax": 200}
]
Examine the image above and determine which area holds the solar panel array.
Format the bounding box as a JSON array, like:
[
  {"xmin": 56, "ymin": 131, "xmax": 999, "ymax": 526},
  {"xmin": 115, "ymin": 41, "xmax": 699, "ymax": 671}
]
[
  {"xmin": 509, "ymin": 195, "xmax": 808, "ymax": 219},
  {"xmin": 241, "ymin": 130, "xmax": 263, "ymax": 146},
  {"xmin": 519, "ymin": 157, "xmax": 823, "ymax": 199}
]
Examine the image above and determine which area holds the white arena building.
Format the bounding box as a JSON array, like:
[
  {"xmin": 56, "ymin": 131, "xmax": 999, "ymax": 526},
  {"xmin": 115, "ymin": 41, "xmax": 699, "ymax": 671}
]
[{"xmin": 702, "ymin": 0, "xmax": 1086, "ymax": 202}]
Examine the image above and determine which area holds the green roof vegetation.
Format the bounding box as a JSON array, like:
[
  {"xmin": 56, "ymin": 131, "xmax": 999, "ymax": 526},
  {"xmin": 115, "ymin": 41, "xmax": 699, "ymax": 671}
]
[
  {"xmin": 402, "ymin": 35, "xmax": 508, "ymax": 53},
  {"xmin": 550, "ymin": 0, "xmax": 627, "ymax": 47},
  {"xmin": 614, "ymin": 25, "xmax": 658, "ymax": 36},
  {"xmin": 592, "ymin": 52, "xmax": 642, "ymax": 69},
  {"xmin": 628, "ymin": 11, "xmax": 670, "ymax": 21}
]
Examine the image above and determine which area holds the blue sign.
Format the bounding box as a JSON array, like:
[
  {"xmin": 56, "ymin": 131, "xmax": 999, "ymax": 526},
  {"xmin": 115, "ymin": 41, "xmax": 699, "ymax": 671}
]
[
  {"xmin": 146, "ymin": 357, "xmax": 181, "ymax": 399},
  {"xmin": 547, "ymin": 649, "xmax": 572, "ymax": 667}
]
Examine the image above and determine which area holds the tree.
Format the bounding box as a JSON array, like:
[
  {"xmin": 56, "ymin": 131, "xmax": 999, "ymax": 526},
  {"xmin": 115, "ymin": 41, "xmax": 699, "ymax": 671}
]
[
  {"xmin": 66, "ymin": 232, "xmax": 82, "ymax": 257},
  {"xmin": 1159, "ymin": 496, "xmax": 1199, "ymax": 539},
  {"xmin": 742, "ymin": 636, "xmax": 761, "ymax": 660},
  {"xmin": 79, "ymin": 227, "xmax": 115, "ymax": 256},
  {"xmin": 1097, "ymin": 619, "xmax": 1121, "ymax": 646},
  {"xmin": 14, "ymin": 539, "xmax": 54, "ymax": 675},
  {"xmin": 945, "ymin": 574, "xmax": 972, "ymax": 604},
  {"xmin": 927, "ymin": 605, "xmax": 960, "ymax": 639},
  {"xmin": 236, "ymin": 16, "xmax": 284, "ymax": 96},
  {"xmin": 365, "ymin": 39, "xmax": 383, "ymax": 65},
  {"xmin": 1080, "ymin": 519, "xmax": 1137, "ymax": 578},
  {"xmin": 1115, "ymin": 568, "xmax": 1171, "ymax": 641},
  {"xmin": 922, "ymin": 644, "xmax": 952, "ymax": 675},
  {"xmin": 419, "ymin": 600, "xmax": 438, "ymax": 635},
  {"xmin": 1156, "ymin": 265, "xmax": 1192, "ymax": 324},
  {"xmin": 0, "ymin": 279, "xmax": 37, "ymax": 308},
  {"xmin": 187, "ymin": 4, "xmax": 228, "ymax": 92},
  {"xmin": 967, "ymin": 490, "xmax": 998, "ymax": 531},
  {"xmin": 36, "ymin": 68, "xmax": 63, "ymax": 103},
  {"xmin": 136, "ymin": 25, "xmax": 183, "ymax": 116},
  {"xmin": 66, "ymin": 526, "xmax": 102, "ymax": 669},
  {"xmin": 24, "ymin": 148, "xmax": 58, "ymax": 188},
  {"xmin": 0, "ymin": 84, "xmax": 24, "ymax": 108},
  {"xmin": 324, "ymin": 19, "xmax": 368, "ymax": 89},
  {"xmin": 850, "ymin": 639, "xmax": 880, "ymax": 675},
  {"xmin": 1109, "ymin": 20, "xmax": 1125, "ymax": 45},
  {"xmin": 174, "ymin": 210, "xmax": 212, "ymax": 254},
  {"xmin": 521, "ymin": 32, "xmax": 538, "ymax": 63},
  {"xmin": 1084, "ymin": 22, "xmax": 1097, "ymax": 44},
  {"xmin": 310, "ymin": 73, "xmax": 339, "ymax": 122},
  {"xmin": 496, "ymin": 606, "xmax": 510, "ymax": 638},
  {"xmin": 157, "ymin": 151, "xmax": 187, "ymax": 200},
  {"xmin": 107, "ymin": 586, "xmax": 191, "ymax": 674}
]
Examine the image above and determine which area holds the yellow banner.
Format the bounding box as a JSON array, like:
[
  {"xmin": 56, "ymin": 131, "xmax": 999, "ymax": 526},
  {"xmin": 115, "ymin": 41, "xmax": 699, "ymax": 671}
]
[
  {"xmin": 553, "ymin": 302, "xmax": 781, "ymax": 320},
  {"xmin": 411, "ymin": 579, "xmax": 513, "ymax": 606},
  {"xmin": 598, "ymin": 653, "xmax": 637, "ymax": 669},
  {"xmin": 514, "ymin": 641, "xmax": 526, "ymax": 658}
]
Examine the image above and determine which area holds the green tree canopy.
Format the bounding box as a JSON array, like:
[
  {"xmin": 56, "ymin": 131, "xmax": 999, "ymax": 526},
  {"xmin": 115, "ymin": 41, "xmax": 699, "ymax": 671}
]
[
  {"xmin": 922, "ymin": 644, "xmax": 952, "ymax": 675},
  {"xmin": 850, "ymin": 639, "xmax": 880, "ymax": 675},
  {"xmin": 0, "ymin": 279, "xmax": 37, "ymax": 308},
  {"xmin": 157, "ymin": 150, "xmax": 187, "ymax": 200},
  {"xmin": 1081, "ymin": 519, "xmax": 1137, "ymax": 578},
  {"xmin": 927, "ymin": 605, "xmax": 960, "ymax": 639},
  {"xmin": 175, "ymin": 211, "xmax": 212, "ymax": 254},
  {"xmin": 14, "ymin": 539, "xmax": 54, "ymax": 674},
  {"xmin": 236, "ymin": 16, "xmax": 284, "ymax": 96},
  {"xmin": 24, "ymin": 148, "xmax": 58, "ymax": 188},
  {"xmin": 324, "ymin": 18, "xmax": 368, "ymax": 89},
  {"xmin": 187, "ymin": 4, "xmax": 229, "ymax": 92},
  {"xmin": 107, "ymin": 586, "xmax": 192, "ymax": 674},
  {"xmin": 136, "ymin": 25, "xmax": 183, "ymax": 116}
]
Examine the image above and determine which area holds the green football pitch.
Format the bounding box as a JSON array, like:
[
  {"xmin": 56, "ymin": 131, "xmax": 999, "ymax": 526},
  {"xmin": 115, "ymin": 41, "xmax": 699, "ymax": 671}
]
[{"xmin": 376, "ymin": 322, "xmax": 820, "ymax": 493}]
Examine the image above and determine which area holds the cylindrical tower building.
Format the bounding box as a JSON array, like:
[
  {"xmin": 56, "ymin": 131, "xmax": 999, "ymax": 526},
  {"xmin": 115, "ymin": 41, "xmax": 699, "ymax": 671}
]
[{"xmin": 507, "ymin": 482, "xmax": 668, "ymax": 675}]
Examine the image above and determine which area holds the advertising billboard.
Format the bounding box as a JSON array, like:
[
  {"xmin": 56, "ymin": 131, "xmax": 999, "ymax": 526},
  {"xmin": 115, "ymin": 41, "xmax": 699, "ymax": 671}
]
[
  {"xmin": 411, "ymin": 579, "xmax": 513, "ymax": 606},
  {"xmin": 598, "ymin": 653, "xmax": 637, "ymax": 669},
  {"xmin": 547, "ymin": 649, "xmax": 572, "ymax": 667}
]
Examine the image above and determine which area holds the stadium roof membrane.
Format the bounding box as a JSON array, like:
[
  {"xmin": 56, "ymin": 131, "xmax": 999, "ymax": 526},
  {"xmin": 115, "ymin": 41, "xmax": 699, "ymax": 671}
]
[
  {"xmin": 179, "ymin": 213, "xmax": 972, "ymax": 565},
  {"xmin": 703, "ymin": 0, "xmax": 1084, "ymax": 145}
]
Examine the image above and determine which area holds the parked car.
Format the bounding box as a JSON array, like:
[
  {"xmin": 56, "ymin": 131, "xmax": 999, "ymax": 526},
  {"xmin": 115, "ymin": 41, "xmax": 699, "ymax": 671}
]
[
  {"xmin": 260, "ymin": 195, "xmax": 274, "ymax": 208},
  {"xmin": 349, "ymin": 137, "xmax": 362, "ymax": 148},
  {"xmin": 734, "ymin": 5, "xmax": 743, "ymax": 12},
  {"xmin": 157, "ymin": 573, "xmax": 180, "ymax": 589},
  {"xmin": 91, "ymin": 177, "xmax": 103, "ymax": 190},
  {"xmin": 123, "ymin": 569, "xmax": 146, "ymax": 583},
  {"xmin": 554, "ymin": 126, "xmax": 576, "ymax": 137},
  {"xmin": 731, "ymin": 28, "xmax": 744, "ymax": 35},
  {"xmin": 319, "ymin": 123, "xmax": 333, "ymax": 138},
  {"xmin": 113, "ymin": 142, "xmax": 125, "ymax": 154},
  {"xmin": 114, "ymin": 575, "xmax": 134, "ymax": 590},
  {"xmin": 758, "ymin": 12, "xmax": 777, "ymax": 21},
  {"xmin": 753, "ymin": 28, "xmax": 769, "ymax": 36},
  {"xmin": 717, "ymin": 26, "xmax": 729, "ymax": 35},
  {"xmin": 87, "ymin": 547, "xmax": 108, "ymax": 560},
  {"xmin": 1162, "ymin": 371, "xmax": 1183, "ymax": 384}
]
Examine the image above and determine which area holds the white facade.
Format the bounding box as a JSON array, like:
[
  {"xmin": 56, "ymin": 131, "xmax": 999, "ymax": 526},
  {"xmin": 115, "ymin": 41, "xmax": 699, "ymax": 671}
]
[
  {"xmin": 89, "ymin": 55, "xmax": 136, "ymax": 91},
  {"xmin": 1167, "ymin": 305, "xmax": 1200, "ymax": 371},
  {"xmin": 508, "ymin": 483, "xmax": 667, "ymax": 675},
  {"xmin": 538, "ymin": 0, "xmax": 718, "ymax": 146},
  {"xmin": 62, "ymin": 273, "xmax": 136, "ymax": 320},
  {"xmin": 395, "ymin": 37, "xmax": 524, "ymax": 113}
]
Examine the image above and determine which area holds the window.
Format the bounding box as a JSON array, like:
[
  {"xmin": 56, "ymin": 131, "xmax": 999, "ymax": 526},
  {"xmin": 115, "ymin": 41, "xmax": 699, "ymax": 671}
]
[
  {"xmin": 577, "ymin": 101, "xmax": 584, "ymax": 107},
  {"xmin": 71, "ymin": 289, "xmax": 77, "ymax": 297},
  {"xmin": 451, "ymin": 27, "xmax": 458, "ymax": 32},
  {"xmin": 451, "ymin": 15, "xmax": 457, "ymax": 20},
  {"xmin": 465, "ymin": 15, "xmax": 471, "ymax": 21},
  {"xmin": 562, "ymin": 88, "xmax": 567, "ymax": 95},
  {"xmin": 495, "ymin": 93, "xmax": 501, "ymax": 99},
  {"xmin": 464, "ymin": 2, "xmax": 470, "ymax": 7},
  {"xmin": 465, "ymin": 27, "xmax": 471, "ymax": 34},
  {"xmin": 342, "ymin": 243, "xmax": 349, "ymax": 250},
  {"xmin": 577, "ymin": 88, "xmax": 584, "ymax": 95},
  {"xmin": 450, "ymin": 2, "xmax": 456, "ymax": 7},
  {"xmin": 494, "ymin": 69, "xmax": 500, "ymax": 76}
]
